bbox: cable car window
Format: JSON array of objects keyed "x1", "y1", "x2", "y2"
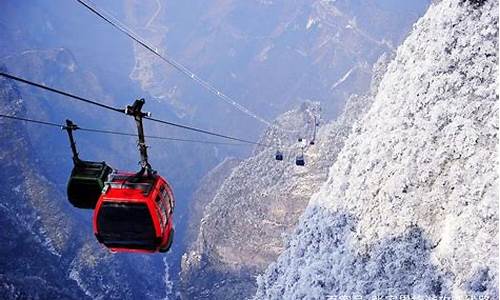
[
  {"x1": 97, "y1": 202, "x2": 156, "y2": 250},
  {"x1": 155, "y1": 195, "x2": 167, "y2": 226},
  {"x1": 106, "y1": 174, "x2": 156, "y2": 195},
  {"x1": 159, "y1": 185, "x2": 173, "y2": 213}
]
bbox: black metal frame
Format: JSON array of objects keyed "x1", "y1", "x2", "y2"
[
  {"x1": 63, "y1": 119, "x2": 113, "y2": 209},
  {"x1": 125, "y1": 98, "x2": 155, "y2": 177},
  {"x1": 64, "y1": 119, "x2": 81, "y2": 165}
]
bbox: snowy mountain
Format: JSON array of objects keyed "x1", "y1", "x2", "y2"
[
  {"x1": 255, "y1": 0, "x2": 498, "y2": 299},
  {"x1": 184, "y1": 157, "x2": 242, "y2": 246},
  {"x1": 180, "y1": 52, "x2": 392, "y2": 299},
  {"x1": 125, "y1": 0, "x2": 430, "y2": 139},
  {"x1": 2, "y1": 1, "x2": 494, "y2": 299},
  {"x1": 0, "y1": 68, "x2": 88, "y2": 299}
]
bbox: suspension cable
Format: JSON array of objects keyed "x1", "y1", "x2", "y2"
[
  {"x1": 0, "y1": 72, "x2": 125, "y2": 114},
  {"x1": 0, "y1": 114, "x2": 250, "y2": 147},
  {"x1": 75, "y1": 0, "x2": 272, "y2": 127},
  {"x1": 0, "y1": 71, "x2": 269, "y2": 147}
]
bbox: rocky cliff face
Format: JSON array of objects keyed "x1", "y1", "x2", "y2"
[
  {"x1": 255, "y1": 0, "x2": 498, "y2": 299},
  {"x1": 180, "y1": 52, "x2": 392, "y2": 299},
  {"x1": 0, "y1": 68, "x2": 88, "y2": 300},
  {"x1": 184, "y1": 157, "x2": 242, "y2": 246}
]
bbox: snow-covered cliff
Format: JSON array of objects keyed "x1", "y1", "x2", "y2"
[
  {"x1": 255, "y1": 0, "x2": 498, "y2": 299},
  {"x1": 180, "y1": 52, "x2": 392, "y2": 299}
]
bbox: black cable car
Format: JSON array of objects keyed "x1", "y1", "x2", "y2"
[
  {"x1": 64, "y1": 120, "x2": 113, "y2": 209},
  {"x1": 296, "y1": 154, "x2": 305, "y2": 166},
  {"x1": 275, "y1": 150, "x2": 283, "y2": 161},
  {"x1": 310, "y1": 116, "x2": 319, "y2": 146}
]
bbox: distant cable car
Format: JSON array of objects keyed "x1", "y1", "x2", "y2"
[
  {"x1": 309, "y1": 115, "x2": 319, "y2": 145},
  {"x1": 298, "y1": 137, "x2": 308, "y2": 148},
  {"x1": 296, "y1": 136, "x2": 307, "y2": 166},
  {"x1": 93, "y1": 99, "x2": 175, "y2": 253},
  {"x1": 64, "y1": 120, "x2": 113, "y2": 209},
  {"x1": 275, "y1": 150, "x2": 283, "y2": 161},
  {"x1": 296, "y1": 154, "x2": 305, "y2": 166}
]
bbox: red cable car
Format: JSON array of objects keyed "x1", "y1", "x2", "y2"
[
  {"x1": 93, "y1": 171, "x2": 175, "y2": 253},
  {"x1": 92, "y1": 99, "x2": 175, "y2": 253}
]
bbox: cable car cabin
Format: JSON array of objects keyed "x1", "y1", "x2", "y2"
[
  {"x1": 275, "y1": 150, "x2": 283, "y2": 161},
  {"x1": 93, "y1": 171, "x2": 175, "y2": 253},
  {"x1": 296, "y1": 155, "x2": 305, "y2": 166},
  {"x1": 67, "y1": 160, "x2": 113, "y2": 209}
]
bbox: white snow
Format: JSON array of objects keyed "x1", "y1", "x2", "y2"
[
  {"x1": 69, "y1": 267, "x2": 95, "y2": 299},
  {"x1": 307, "y1": 18, "x2": 318, "y2": 30},
  {"x1": 255, "y1": 0, "x2": 498, "y2": 299},
  {"x1": 11, "y1": 184, "x2": 21, "y2": 193},
  {"x1": 161, "y1": 257, "x2": 173, "y2": 300},
  {"x1": 258, "y1": 44, "x2": 274, "y2": 62},
  {"x1": 67, "y1": 62, "x2": 76, "y2": 72},
  {"x1": 330, "y1": 66, "x2": 356, "y2": 90}
]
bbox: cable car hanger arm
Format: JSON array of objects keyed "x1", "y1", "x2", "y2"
[
  {"x1": 64, "y1": 119, "x2": 81, "y2": 164},
  {"x1": 125, "y1": 99, "x2": 154, "y2": 176}
]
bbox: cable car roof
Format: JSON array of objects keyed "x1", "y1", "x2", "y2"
[{"x1": 103, "y1": 172, "x2": 161, "y2": 199}]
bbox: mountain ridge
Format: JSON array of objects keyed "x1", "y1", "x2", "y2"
[
  {"x1": 255, "y1": 0, "x2": 498, "y2": 298},
  {"x1": 180, "y1": 52, "x2": 393, "y2": 299}
]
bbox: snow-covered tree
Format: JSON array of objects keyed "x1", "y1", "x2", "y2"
[{"x1": 255, "y1": 0, "x2": 498, "y2": 299}]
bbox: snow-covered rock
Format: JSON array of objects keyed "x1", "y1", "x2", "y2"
[
  {"x1": 180, "y1": 52, "x2": 392, "y2": 299},
  {"x1": 255, "y1": 0, "x2": 498, "y2": 299}
]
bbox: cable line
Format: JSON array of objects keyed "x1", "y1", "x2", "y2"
[
  {"x1": 144, "y1": 115, "x2": 260, "y2": 145},
  {"x1": 0, "y1": 114, "x2": 249, "y2": 147},
  {"x1": 0, "y1": 114, "x2": 63, "y2": 128},
  {"x1": 75, "y1": 0, "x2": 272, "y2": 127},
  {"x1": 0, "y1": 71, "x2": 269, "y2": 147},
  {"x1": 78, "y1": 127, "x2": 247, "y2": 146},
  {"x1": 0, "y1": 72, "x2": 125, "y2": 114}
]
